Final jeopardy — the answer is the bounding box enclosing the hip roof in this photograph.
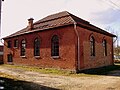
[3,11,116,39]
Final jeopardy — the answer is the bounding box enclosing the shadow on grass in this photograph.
[79,64,120,76]
[0,77,59,90]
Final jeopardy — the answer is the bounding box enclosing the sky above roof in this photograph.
[1,0,120,45]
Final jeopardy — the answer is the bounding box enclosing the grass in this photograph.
[80,63,120,75]
[0,72,18,80]
[0,64,93,77]
[1,63,120,77]
[0,64,73,76]
[0,64,120,90]
[0,73,58,90]
[0,66,62,90]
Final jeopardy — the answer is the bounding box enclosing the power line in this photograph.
[109,0,120,9]
[102,0,120,11]
[101,0,120,46]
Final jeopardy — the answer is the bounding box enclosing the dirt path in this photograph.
[0,66,120,90]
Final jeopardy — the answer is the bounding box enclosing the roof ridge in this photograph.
[3,11,116,39]
[34,14,70,25]
[64,11,90,25]
[66,12,76,24]
[34,11,70,24]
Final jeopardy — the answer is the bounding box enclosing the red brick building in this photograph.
[3,11,116,72]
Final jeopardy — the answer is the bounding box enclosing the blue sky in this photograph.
[1,0,120,45]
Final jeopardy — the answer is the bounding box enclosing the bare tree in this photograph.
[105,26,120,60]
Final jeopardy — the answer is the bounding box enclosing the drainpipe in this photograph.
[113,36,118,64]
[113,36,117,44]
[73,23,80,72]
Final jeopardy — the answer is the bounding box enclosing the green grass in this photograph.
[0,73,58,90]
[0,64,93,77]
[81,63,120,75]
[0,72,18,80]
[1,63,120,76]
[0,64,120,90]
[0,65,61,90]
[1,64,73,75]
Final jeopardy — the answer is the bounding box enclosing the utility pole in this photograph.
[0,0,4,33]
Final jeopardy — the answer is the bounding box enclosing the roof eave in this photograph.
[77,23,116,37]
[3,23,74,40]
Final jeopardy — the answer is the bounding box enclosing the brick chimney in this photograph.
[28,18,34,30]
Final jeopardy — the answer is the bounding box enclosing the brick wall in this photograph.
[77,26,114,70]
[4,25,77,71]
[3,25,114,71]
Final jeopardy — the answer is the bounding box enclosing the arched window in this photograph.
[21,39,26,56]
[14,39,18,48]
[51,35,59,56]
[103,40,107,56]
[7,40,11,48]
[90,36,95,56]
[34,38,40,56]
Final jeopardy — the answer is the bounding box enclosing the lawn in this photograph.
[80,63,120,75]
[1,63,120,76]
[0,63,120,90]
[0,72,59,90]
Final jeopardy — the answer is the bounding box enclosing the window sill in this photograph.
[91,55,95,57]
[13,47,18,49]
[8,47,11,49]
[90,56,95,60]
[8,62,13,65]
[34,56,41,59]
[52,56,60,59]
[20,56,26,58]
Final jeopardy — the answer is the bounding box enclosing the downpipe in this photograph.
[74,23,80,72]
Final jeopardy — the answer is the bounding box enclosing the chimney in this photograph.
[28,18,34,30]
